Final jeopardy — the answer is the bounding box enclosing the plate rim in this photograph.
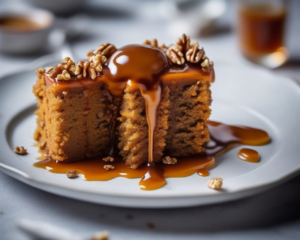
[1,58,300,206]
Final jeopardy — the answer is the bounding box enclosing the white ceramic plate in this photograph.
[1,58,300,208]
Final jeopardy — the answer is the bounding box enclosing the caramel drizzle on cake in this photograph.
[33,33,272,190]
[43,34,215,166]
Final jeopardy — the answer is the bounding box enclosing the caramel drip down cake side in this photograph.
[117,84,170,169]
[33,34,214,166]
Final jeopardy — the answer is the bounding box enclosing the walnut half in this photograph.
[176,33,191,54]
[93,43,116,58]
[186,46,204,64]
[143,39,166,50]
[166,46,185,65]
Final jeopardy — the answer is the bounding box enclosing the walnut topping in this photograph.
[36,68,45,79]
[60,57,74,70]
[57,70,71,80]
[14,146,27,155]
[66,170,78,178]
[93,43,116,58]
[166,46,185,65]
[46,67,54,73]
[88,67,97,80]
[68,64,81,76]
[176,34,191,54]
[207,177,223,189]
[78,60,84,68]
[91,231,109,240]
[164,34,213,73]
[103,156,114,162]
[143,39,166,50]
[162,156,177,164]
[83,61,90,78]
[89,53,107,74]
[190,41,199,48]
[186,46,204,63]
[201,58,214,72]
[104,165,114,170]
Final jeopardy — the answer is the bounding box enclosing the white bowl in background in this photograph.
[0,7,54,54]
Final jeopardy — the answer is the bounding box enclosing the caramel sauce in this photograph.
[34,121,269,190]
[205,121,270,156]
[37,44,270,190]
[103,45,169,162]
[238,148,260,163]
[45,45,213,162]
[238,2,286,56]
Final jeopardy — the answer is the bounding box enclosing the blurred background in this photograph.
[0,0,299,79]
[1,0,300,239]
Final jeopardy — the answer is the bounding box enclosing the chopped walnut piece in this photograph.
[60,57,75,70]
[104,165,114,170]
[90,53,107,65]
[186,46,204,63]
[89,53,106,73]
[103,156,114,162]
[201,58,214,72]
[66,170,78,178]
[176,34,191,53]
[68,64,81,76]
[88,67,97,80]
[87,51,94,57]
[190,41,199,48]
[83,61,90,78]
[143,39,166,50]
[77,74,82,79]
[207,177,223,189]
[91,231,109,240]
[74,65,81,75]
[162,156,177,165]
[78,60,84,68]
[46,67,54,73]
[93,43,116,58]
[68,65,77,75]
[166,46,185,65]
[14,146,27,155]
[57,70,71,81]
[36,68,45,79]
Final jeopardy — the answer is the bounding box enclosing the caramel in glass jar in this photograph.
[238,2,286,57]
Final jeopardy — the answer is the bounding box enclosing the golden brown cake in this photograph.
[33,34,214,169]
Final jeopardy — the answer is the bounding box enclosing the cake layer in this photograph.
[34,70,111,161]
[33,37,214,168]
[117,79,211,168]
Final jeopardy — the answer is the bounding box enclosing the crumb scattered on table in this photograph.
[207,177,223,189]
[66,170,78,178]
[14,146,27,155]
